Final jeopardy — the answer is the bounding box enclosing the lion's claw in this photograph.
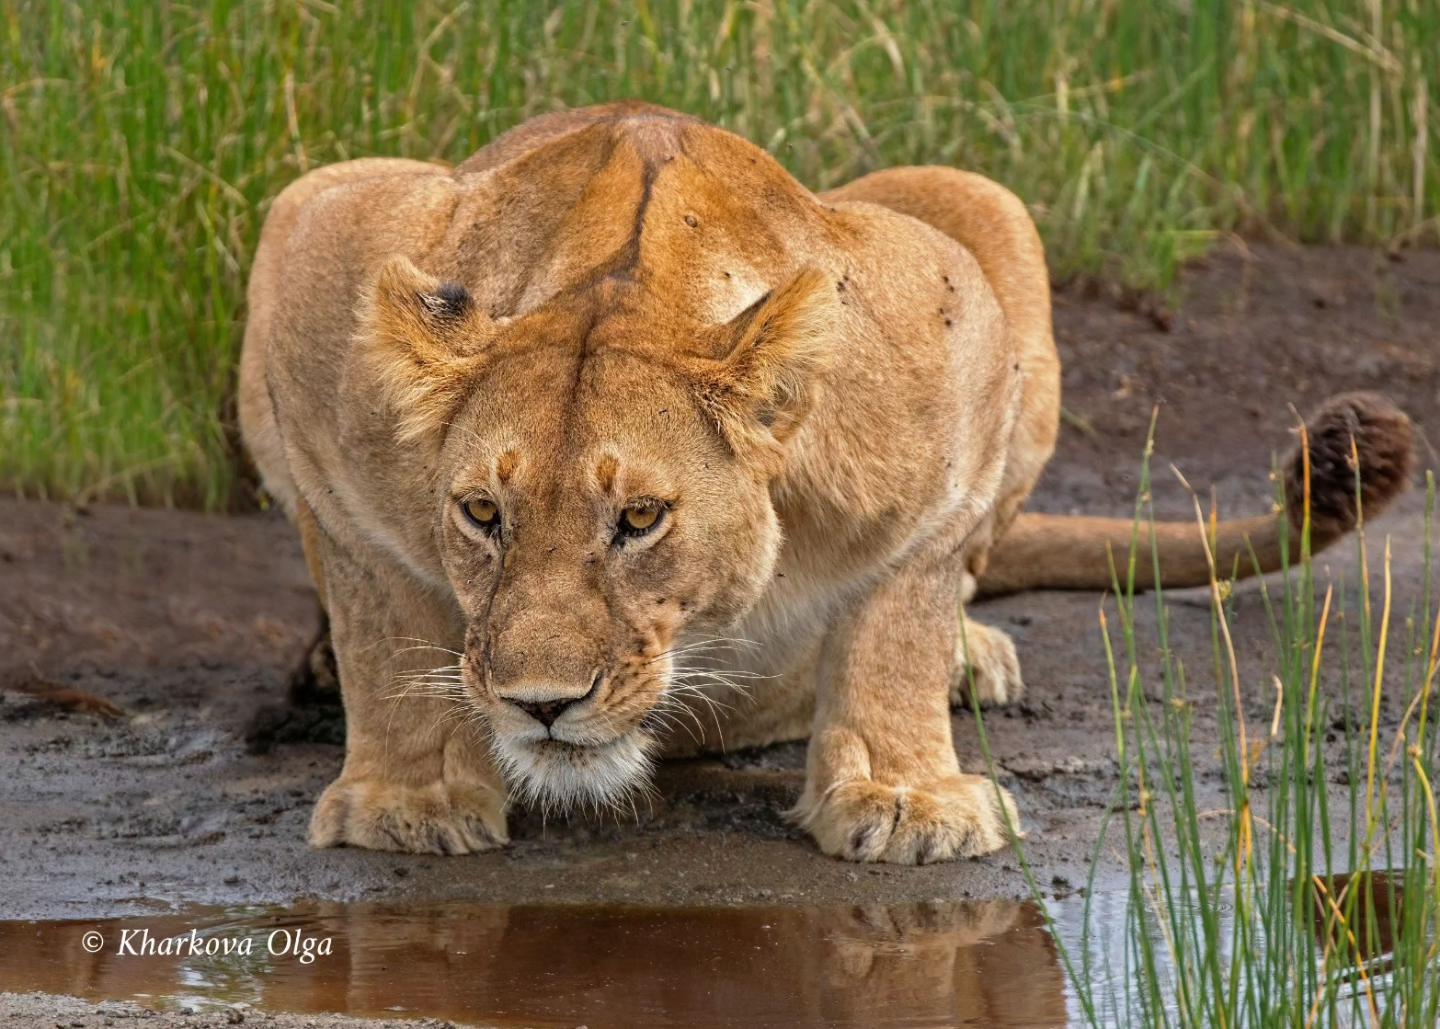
[952,621,1024,707]
[309,779,508,855]
[798,775,1017,864]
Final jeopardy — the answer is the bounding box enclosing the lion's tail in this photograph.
[977,393,1415,598]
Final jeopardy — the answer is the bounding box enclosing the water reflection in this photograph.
[1308,871,1406,978]
[0,900,1067,1027]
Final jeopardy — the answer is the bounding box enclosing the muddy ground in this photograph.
[2,243,1437,1023]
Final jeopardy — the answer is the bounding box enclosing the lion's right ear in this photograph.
[357,256,495,444]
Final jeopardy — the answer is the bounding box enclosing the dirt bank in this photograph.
[2,243,1436,936]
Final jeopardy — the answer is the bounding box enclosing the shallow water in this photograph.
[0,873,1409,1027]
[0,899,1070,1027]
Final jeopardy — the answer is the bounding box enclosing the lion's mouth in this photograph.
[488,725,656,812]
[458,655,665,811]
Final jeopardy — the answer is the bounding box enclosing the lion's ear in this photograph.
[358,256,494,443]
[697,268,837,457]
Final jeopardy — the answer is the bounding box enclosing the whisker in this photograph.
[666,684,737,713]
[382,636,464,657]
[645,636,760,665]
[662,694,709,741]
[670,666,776,680]
[649,702,700,745]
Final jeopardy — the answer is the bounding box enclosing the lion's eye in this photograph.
[461,498,501,535]
[617,500,665,539]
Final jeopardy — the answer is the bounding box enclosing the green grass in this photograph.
[2,0,1438,506]
[970,439,1440,1026]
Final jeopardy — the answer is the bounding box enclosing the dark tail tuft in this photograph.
[1284,392,1414,542]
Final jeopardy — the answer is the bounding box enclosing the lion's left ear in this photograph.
[357,255,495,444]
[696,268,838,457]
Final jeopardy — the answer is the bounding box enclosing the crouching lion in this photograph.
[238,102,1412,863]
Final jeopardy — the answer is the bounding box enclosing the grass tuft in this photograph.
[2,1,1438,507]
[972,421,1440,1026]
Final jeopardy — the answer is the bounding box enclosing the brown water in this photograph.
[2,873,1411,1026]
[1307,871,1407,977]
[0,900,1070,1027]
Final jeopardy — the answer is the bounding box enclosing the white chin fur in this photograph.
[490,729,655,813]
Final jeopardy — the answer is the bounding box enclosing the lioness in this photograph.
[239,102,1411,863]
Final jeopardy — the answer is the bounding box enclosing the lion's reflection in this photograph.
[0,899,1066,1026]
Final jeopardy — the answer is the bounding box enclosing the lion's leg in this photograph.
[952,615,1024,708]
[657,625,1013,757]
[833,168,1059,712]
[309,532,507,855]
[793,543,1017,864]
[288,499,339,705]
[950,542,1024,709]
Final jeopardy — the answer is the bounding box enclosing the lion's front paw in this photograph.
[952,620,1024,707]
[309,778,508,855]
[797,775,1017,864]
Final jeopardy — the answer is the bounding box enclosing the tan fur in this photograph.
[239,102,1409,863]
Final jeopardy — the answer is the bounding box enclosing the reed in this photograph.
[972,425,1440,1025]
[3,1,1436,506]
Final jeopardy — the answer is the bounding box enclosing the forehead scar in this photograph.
[596,455,619,493]
[496,450,519,484]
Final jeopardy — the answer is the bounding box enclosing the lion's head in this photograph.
[358,255,835,810]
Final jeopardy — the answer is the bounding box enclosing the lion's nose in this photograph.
[512,697,572,728]
[503,671,603,728]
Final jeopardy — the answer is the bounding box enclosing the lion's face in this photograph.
[361,258,835,810]
[439,347,782,809]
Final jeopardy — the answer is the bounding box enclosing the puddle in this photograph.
[0,900,1069,1027]
[1,874,1411,1026]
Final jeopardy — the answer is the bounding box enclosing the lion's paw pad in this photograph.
[800,776,1017,864]
[952,623,1024,707]
[309,779,508,855]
